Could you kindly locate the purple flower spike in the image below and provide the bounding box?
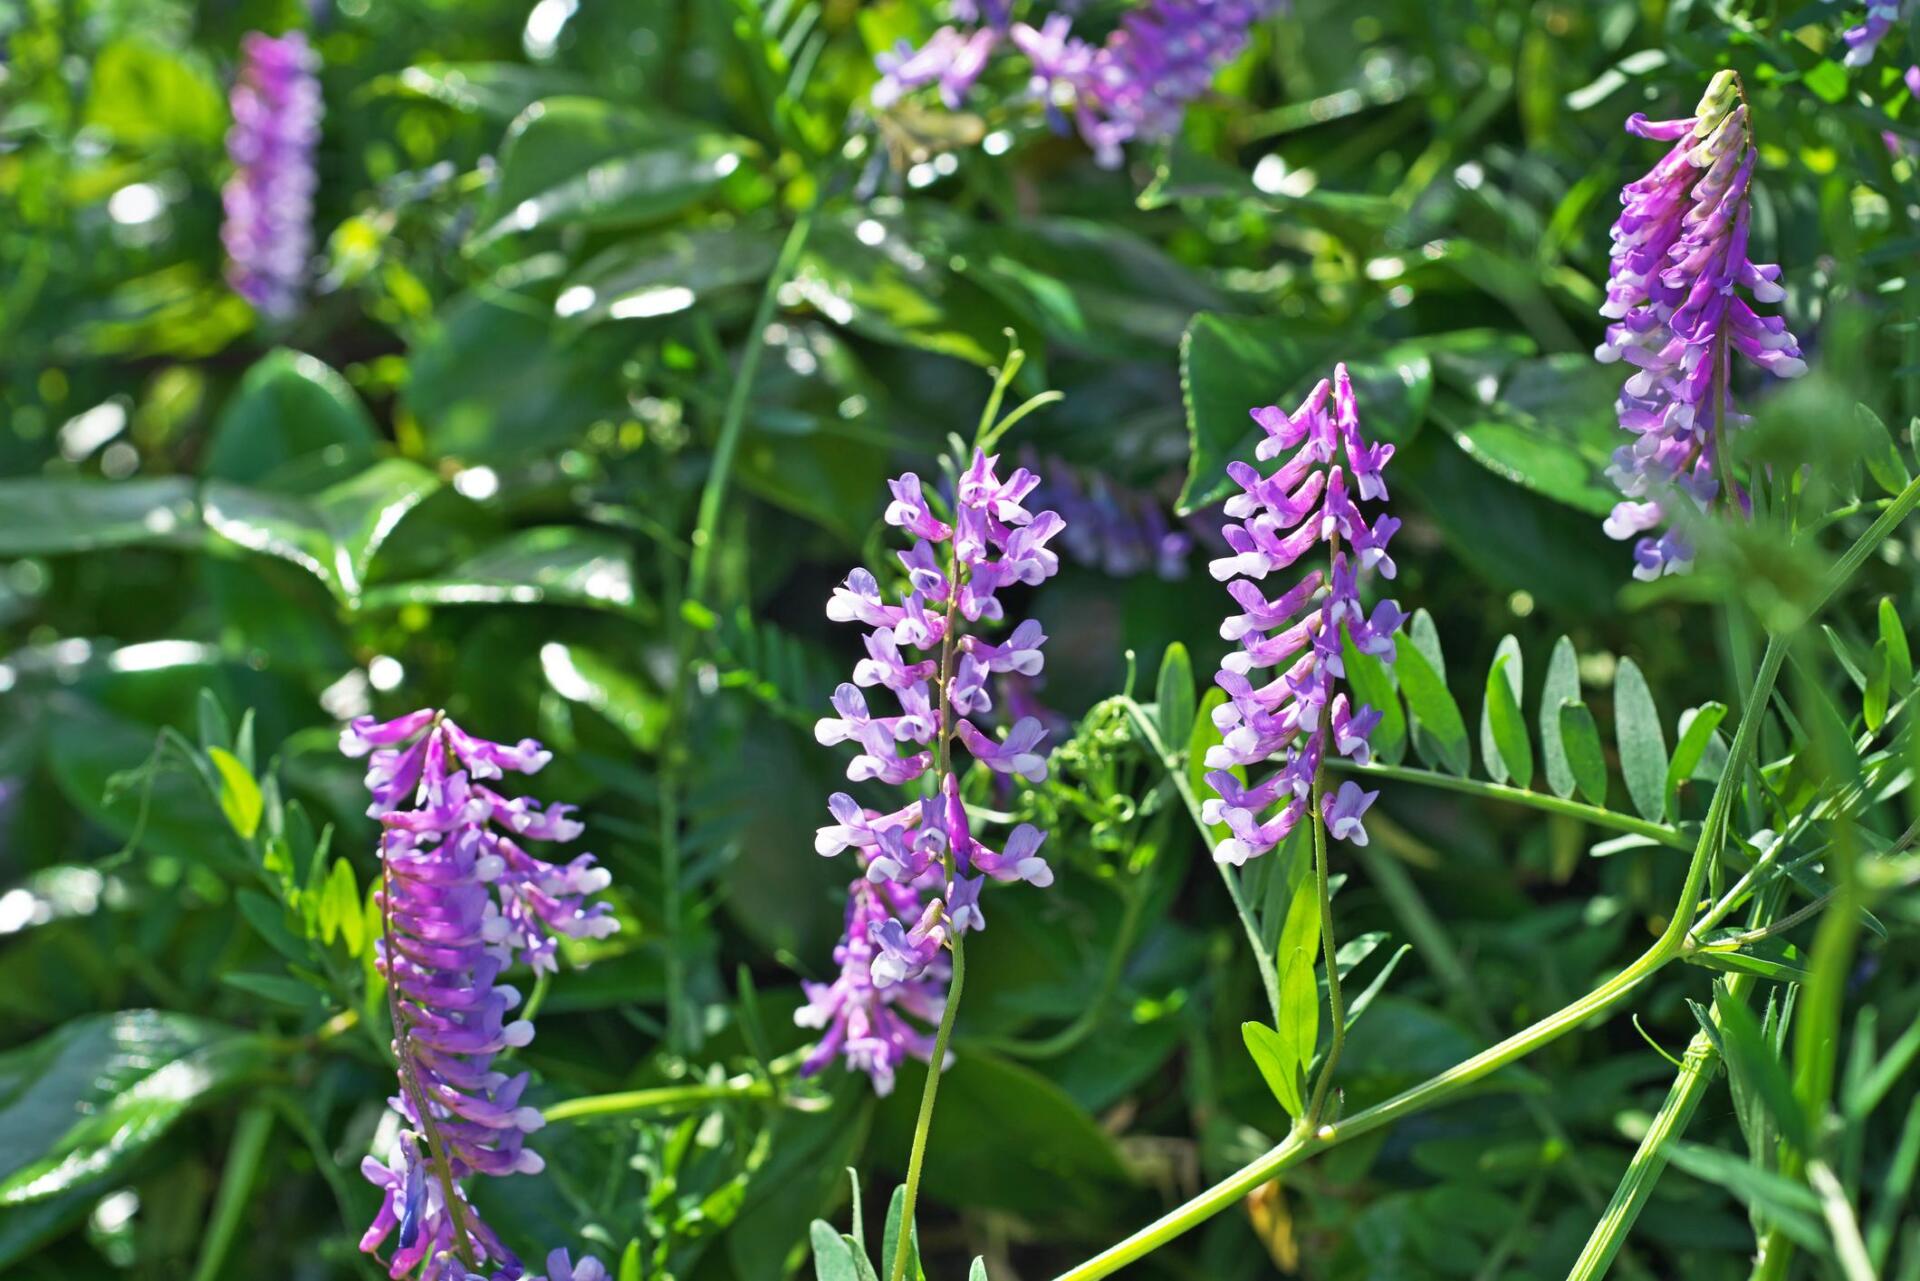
[222,31,322,319]
[347,710,617,1280]
[801,450,1067,1092]
[1202,364,1400,862]
[1596,71,1807,581]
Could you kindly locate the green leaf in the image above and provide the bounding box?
[1557,701,1607,807]
[1482,647,1532,787]
[1855,404,1912,497]
[1612,657,1668,822]
[1178,313,1430,512]
[1879,597,1912,692]
[360,527,647,617]
[219,972,326,1010]
[203,349,380,486]
[1431,355,1624,516]
[970,1260,990,1281]
[1396,639,1470,776]
[1538,637,1580,799]
[372,61,587,119]
[810,1221,863,1281]
[206,747,263,841]
[0,478,200,556]
[541,643,669,752]
[881,1184,924,1281]
[0,1012,268,1217]
[1342,630,1406,765]
[1665,702,1729,819]
[475,98,753,245]
[1865,640,1891,732]
[1686,946,1812,987]
[83,38,224,147]
[319,860,365,956]
[1155,642,1196,749]
[561,225,782,324]
[1713,981,1811,1152]
[1663,1140,1830,1254]
[1242,1020,1304,1119]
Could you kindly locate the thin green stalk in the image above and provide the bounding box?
[1305,775,1345,1124]
[972,879,1147,1060]
[1326,758,1688,850]
[1052,635,1791,1281]
[543,1077,775,1123]
[891,935,965,1281]
[190,1103,274,1281]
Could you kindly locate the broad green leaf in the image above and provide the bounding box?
[1483,647,1532,787]
[361,528,646,617]
[1242,1020,1304,1119]
[1557,701,1607,807]
[206,747,263,841]
[1857,403,1912,497]
[321,859,365,956]
[1155,642,1196,749]
[811,1221,863,1281]
[1431,355,1623,516]
[83,39,224,147]
[236,890,308,965]
[1665,702,1728,819]
[541,643,669,752]
[1879,597,1912,692]
[1612,657,1668,822]
[1479,636,1521,783]
[1342,631,1406,765]
[1396,639,1469,776]
[475,98,752,245]
[0,478,200,556]
[562,226,782,325]
[0,1012,267,1210]
[195,689,233,754]
[1177,314,1431,512]
[372,61,587,119]
[1539,637,1580,799]
[619,1239,643,1281]
[219,972,326,1009]
[203,349,380,486]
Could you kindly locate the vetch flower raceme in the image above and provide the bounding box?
[1826,1,1913,66]
[1201,365,1402,864]
[222,31,322,319]
[872,0,1279,169]
[344,710,616,1280]
[798,451,1065,1093]
[1026,450,1195,579]
[1595,71,1808,581]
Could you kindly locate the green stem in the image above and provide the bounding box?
[543,1077,775,1123]
[1326,758,1688,849]
[189,1103,274,1281]
[1305,774,1345,1124]
[891,934,965,1281]
[686,211,817,604]
[1052,636,1791,1281]
[971,879,1147,1061]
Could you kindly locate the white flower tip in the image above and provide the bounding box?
[503,1020,535,1048]
[514,1106,546,1131]
[474,854,506,882]
[1213,838,1252,867]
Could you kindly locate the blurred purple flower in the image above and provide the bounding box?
[344,711,616,1280]
[1829,1,1912,66]
[1200,365,1400,863]
[1025,451,1194,579]
[222,31,322,318]
[800,451,1066,1092]
[1596,72,1807,580]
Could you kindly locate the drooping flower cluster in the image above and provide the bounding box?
[1595,71,1809,581]
[873,0,1280,168]
[343,710,616,1281]
[1024,450,1194,579]
[799,451,1065,1093]
[1827,0,1913,66]
[222,31,322,319]
[1202,366,1402,864]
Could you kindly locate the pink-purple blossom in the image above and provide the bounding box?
[799,451,1065,1093]
[345,710,616,1280]
[1595,72,1808,580]
[1829,1,1912,66]
[1200,365,1400,864]
[222,31,322,318]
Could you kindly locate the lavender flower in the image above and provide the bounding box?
[872,0,1277,168]
[1595,72,1808,581]
[1026,451,1194,578]
[1828,1,1912,66]
[343,710,616,1280]
[1201,365,1402,864]
[222,31,322,318]
[798,451,1065,1092]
